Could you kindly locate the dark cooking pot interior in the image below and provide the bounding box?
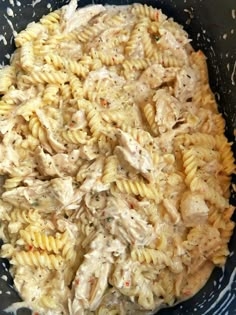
[0,0,235,314]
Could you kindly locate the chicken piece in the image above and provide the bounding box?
[153,89,181,133]
[16,97,42,121]
[163,198,181,224]
[180,191,209,227]
[79,157,109,193]
[83,68,125,105]
[125,81,151,106]
[35,147,81,177]
[79,143,99,161]
[69,110,87,130]
[53,150,81,176]
[35,147,60,177]
[115,129,153,182]
[0,117,16,135]
[2,180,53,211]
[174,66,199,102]
[84,191,107,212]
[86,27,129,52]
[50,177,74,207]
[2,177,81,211]
[61,0,105,33]
[102,197,154,246]
[58,42,83,61]
[0,130,26,175]
[36,109,65,153]
[157,29,188,63]
[70,233,125,313]
[184,225,222,274]
[139,64,178,89]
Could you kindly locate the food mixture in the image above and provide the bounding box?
[0,1,235,314]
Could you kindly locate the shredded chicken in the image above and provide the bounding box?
[154,89,181,133]
[2,177,82,211]
[35,146,80,177]
[102,197,154,246]
[180,191,209,227]
[174,66,199,102]
[36,109,65,153]
[70,234,125,313]
[115,129,154,182]
[61,0,105,33]
[139,64,178,89]
[79,157,109,193]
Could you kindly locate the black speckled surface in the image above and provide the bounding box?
[0,0,235,314]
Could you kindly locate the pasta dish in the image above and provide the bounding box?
[0,1,235,314]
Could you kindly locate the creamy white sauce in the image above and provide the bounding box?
[231,60,236,86]
[1,275,8,281]
[0,35,7,45]
[31,0,42,7]
[4,14,17,37]
[232,9,235,19]
[7,7,14,17]
[222,33,227,40]
[4,301,31,315]
[202,267,236,315]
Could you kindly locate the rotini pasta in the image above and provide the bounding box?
[11,250,64,270]
[0,3,234,315]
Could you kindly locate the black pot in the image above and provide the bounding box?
[0,1,235,314]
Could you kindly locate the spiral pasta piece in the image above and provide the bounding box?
[8,208,42,225]
[40,9,61,26]
[90,48,124,66]
[61,129,88,144]
[152,51,184,67]
[215,135,235,175]
[28,116,48,144]
[77,24,105,43]
[20,41,34,71]
[102,156,119,184]
[125,17,150,56]
[176,132,216,148]
[131,247,183,273]
[142,32,155,58]
[69,75,84,99]
[24,70,68,84]
[43,84,59,104]
[15,23,46,47]
[86,108,103,137]
[131,4,165,22]
[45,54,89,78]
[143,103,158,135]
[182,149,198,187]
[11,250,64,270]
[20,230,67,254]
[115,179,158,201]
